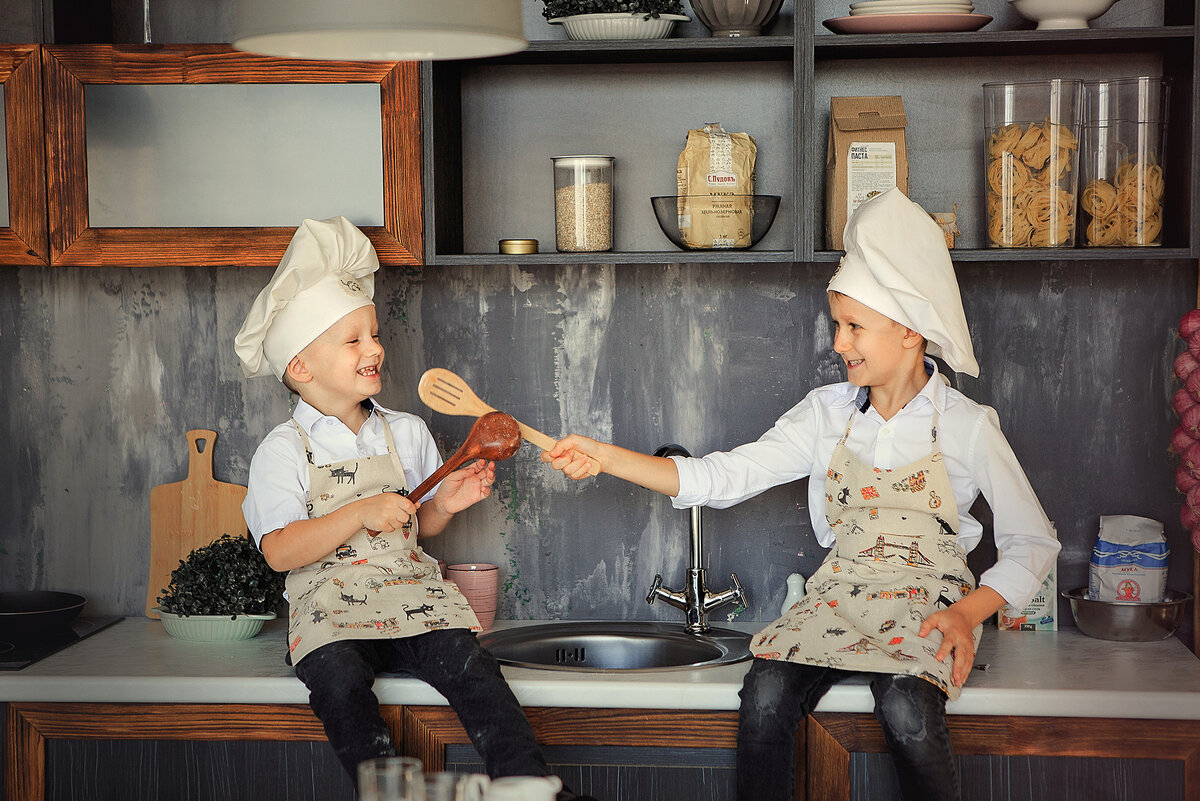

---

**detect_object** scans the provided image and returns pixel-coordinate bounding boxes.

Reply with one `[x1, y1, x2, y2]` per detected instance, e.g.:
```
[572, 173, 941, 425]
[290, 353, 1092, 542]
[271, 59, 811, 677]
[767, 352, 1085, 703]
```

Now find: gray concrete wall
[0, 0, 1194, 644]
[2, 261, 1195, 640]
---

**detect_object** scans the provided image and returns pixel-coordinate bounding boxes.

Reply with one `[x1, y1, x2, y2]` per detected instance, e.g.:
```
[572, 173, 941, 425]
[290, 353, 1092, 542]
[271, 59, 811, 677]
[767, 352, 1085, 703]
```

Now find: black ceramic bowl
[0, 590, 87, 634]
[651, 195, 781, 251]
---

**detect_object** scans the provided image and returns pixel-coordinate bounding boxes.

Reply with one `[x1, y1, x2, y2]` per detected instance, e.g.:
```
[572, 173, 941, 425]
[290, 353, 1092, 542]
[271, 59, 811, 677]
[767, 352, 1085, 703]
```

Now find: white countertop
[4, 618, 1199, 720]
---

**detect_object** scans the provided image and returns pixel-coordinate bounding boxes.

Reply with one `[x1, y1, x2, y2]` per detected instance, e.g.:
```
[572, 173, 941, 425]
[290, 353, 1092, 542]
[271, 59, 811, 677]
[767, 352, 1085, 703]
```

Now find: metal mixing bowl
[1063, 587, 1192, 642]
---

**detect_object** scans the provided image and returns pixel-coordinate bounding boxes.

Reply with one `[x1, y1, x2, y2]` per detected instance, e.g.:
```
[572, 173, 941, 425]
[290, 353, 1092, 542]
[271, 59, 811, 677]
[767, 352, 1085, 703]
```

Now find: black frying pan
[0, 591, 87, 634]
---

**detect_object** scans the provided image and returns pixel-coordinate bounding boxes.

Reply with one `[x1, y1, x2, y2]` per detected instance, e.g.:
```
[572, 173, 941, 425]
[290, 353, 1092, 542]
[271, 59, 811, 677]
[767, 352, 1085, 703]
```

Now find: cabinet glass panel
[458, 61, 793, 255]
[84, 84, 384, 228]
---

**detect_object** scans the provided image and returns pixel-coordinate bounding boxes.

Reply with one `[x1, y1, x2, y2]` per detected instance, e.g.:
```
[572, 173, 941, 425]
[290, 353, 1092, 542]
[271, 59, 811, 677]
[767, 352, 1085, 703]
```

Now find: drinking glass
[358, 756, 423, 801]
[423, 771, 490, 801]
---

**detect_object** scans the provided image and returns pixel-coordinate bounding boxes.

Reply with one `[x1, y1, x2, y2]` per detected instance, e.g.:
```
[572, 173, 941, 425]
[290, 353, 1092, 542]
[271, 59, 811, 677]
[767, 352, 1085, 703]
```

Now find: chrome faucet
[646, 444, 748, 634]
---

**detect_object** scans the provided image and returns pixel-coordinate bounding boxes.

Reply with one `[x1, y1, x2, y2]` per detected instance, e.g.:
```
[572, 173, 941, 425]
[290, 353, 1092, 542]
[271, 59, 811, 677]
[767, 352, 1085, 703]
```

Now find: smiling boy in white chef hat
[235, 217, 593, 800]
[543, 188, 1060, 801]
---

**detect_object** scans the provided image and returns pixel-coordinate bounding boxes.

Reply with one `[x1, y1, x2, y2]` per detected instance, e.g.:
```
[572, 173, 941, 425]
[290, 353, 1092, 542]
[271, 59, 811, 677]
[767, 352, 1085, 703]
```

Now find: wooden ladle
[409, 411, 522, 501]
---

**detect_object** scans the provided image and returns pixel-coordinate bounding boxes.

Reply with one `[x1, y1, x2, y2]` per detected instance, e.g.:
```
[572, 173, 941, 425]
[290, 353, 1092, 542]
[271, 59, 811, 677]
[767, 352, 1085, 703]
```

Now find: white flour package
[1087, 515, 1169, 602]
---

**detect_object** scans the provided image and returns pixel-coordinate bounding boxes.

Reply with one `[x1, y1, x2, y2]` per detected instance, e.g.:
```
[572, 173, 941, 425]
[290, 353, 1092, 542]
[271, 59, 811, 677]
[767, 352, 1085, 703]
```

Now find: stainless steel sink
[477, 621, 752, 672]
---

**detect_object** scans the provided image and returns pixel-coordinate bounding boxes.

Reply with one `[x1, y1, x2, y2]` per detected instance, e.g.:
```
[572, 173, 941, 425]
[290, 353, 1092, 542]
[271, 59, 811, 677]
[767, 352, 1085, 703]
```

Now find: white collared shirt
[672, 361, 1060, 609]
[242, 398, 442, 547]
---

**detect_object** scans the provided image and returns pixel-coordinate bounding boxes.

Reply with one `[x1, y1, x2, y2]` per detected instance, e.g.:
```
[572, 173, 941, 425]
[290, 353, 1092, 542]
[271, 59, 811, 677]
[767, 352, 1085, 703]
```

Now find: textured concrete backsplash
[0, 261, 1193, 638]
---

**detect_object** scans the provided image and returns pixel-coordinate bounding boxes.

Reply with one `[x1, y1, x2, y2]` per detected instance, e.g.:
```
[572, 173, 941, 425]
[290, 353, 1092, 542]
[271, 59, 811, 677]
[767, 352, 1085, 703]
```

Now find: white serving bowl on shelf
[1008, 0, 1119, 29]
[549, 12, 690, 40]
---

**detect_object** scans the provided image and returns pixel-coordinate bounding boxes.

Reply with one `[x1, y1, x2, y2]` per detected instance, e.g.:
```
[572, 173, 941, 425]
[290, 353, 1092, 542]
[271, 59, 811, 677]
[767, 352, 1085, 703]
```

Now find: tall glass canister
[1080, 77, 1169, 246]
[983, 79, 1083, 247]
[551, 155, 614, 252]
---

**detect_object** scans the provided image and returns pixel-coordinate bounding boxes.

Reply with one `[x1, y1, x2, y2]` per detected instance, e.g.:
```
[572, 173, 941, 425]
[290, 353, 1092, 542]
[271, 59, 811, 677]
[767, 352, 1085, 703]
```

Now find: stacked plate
[824, 0, 991, 33]
[850, 0, 974, 13]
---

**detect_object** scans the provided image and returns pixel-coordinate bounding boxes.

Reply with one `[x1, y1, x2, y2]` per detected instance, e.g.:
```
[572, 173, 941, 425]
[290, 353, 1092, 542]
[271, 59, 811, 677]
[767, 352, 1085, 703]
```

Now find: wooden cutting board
[146, 429, 248, 617]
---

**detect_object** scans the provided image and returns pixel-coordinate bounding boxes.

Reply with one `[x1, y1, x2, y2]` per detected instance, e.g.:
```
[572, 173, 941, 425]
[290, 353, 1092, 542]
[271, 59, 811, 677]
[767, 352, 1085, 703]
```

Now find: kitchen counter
[3, 617, 1199, 719]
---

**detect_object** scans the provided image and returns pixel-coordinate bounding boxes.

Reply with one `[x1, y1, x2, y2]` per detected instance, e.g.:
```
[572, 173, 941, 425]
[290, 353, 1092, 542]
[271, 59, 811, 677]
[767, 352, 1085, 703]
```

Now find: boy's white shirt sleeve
[672, 392, 821, 509]
[971, 406, 1061, 609]
[243, 425, 311, 548]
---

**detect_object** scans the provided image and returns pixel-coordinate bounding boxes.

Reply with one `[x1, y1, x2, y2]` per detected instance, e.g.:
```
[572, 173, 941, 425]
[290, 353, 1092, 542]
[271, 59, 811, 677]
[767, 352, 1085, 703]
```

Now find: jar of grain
[551, 155, 614, 252]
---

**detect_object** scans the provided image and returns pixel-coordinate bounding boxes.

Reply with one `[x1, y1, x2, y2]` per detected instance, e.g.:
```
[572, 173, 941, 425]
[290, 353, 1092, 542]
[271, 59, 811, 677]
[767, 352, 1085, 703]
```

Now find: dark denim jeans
[737, 658, 960, 801]
[294, 629, 551, 787]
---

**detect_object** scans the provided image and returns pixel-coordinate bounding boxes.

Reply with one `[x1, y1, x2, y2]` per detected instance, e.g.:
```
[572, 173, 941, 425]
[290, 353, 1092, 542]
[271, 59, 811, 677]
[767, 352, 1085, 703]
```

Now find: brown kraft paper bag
[825, 96, 909, 250]
[677, 123, 757, 249]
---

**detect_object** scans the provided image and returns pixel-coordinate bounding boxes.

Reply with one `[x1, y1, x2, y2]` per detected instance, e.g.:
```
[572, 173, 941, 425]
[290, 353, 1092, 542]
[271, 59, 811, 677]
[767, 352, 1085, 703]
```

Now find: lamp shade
[234, 0, 527, 61]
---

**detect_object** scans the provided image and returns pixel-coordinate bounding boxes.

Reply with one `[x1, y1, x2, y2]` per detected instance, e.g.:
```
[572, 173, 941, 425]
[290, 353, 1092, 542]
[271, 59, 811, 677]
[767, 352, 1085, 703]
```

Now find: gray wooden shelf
[422, 1, 1198, 265]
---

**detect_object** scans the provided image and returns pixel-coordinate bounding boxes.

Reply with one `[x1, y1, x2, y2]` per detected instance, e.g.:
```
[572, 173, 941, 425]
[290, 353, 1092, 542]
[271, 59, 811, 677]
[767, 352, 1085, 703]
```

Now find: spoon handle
[409, 447, 477, 501]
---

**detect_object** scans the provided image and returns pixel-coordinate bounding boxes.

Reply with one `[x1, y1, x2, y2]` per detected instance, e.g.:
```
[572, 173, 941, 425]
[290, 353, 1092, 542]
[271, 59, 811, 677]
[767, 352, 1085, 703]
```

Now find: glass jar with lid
[551, 155, 614, 252]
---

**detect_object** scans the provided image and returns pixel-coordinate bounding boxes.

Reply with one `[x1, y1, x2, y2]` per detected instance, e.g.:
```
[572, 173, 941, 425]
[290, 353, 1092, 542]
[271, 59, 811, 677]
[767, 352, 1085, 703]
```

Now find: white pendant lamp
[233, 0, 527, 61]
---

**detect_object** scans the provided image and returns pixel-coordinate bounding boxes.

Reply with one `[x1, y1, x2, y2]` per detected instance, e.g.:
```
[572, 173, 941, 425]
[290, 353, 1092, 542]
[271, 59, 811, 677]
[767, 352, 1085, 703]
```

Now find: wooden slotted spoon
[418, 367, 601, 476]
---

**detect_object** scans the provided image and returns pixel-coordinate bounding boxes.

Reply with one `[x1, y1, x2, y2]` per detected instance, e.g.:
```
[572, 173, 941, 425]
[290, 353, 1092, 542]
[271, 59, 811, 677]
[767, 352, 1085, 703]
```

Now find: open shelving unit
[420, 0, 1198, 266]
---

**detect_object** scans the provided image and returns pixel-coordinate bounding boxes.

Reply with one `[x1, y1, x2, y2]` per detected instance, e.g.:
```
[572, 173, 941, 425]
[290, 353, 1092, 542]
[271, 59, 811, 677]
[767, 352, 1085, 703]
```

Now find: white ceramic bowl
[549, 12, 690, 40]
[689, 0, 784, 36]
[156, 609, 276, 642]
[1008, 0, 1118, 29]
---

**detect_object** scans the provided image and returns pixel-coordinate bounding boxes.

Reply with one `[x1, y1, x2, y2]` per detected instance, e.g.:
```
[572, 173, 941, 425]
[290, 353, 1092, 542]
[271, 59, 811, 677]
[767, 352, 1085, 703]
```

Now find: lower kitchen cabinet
[5, 703, 1199, 800]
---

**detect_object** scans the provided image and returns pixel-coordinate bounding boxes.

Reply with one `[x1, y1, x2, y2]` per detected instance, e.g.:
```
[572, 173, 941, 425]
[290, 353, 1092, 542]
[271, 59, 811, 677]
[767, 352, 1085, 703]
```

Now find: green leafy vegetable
[542, 0, 685, 20]
[156, 533, 284, 618]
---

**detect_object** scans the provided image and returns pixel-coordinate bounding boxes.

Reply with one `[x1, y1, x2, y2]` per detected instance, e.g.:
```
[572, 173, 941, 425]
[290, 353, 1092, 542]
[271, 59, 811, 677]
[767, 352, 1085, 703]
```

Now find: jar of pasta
[983, 79, 1082, 247]
[1080, 77, 1169, 247]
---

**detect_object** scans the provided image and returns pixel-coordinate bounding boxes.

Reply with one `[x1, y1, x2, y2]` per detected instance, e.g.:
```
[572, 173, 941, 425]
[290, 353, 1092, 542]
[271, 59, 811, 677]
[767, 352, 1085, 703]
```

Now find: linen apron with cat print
[749, 408, 981, 699]
[285, 419, 480, 665]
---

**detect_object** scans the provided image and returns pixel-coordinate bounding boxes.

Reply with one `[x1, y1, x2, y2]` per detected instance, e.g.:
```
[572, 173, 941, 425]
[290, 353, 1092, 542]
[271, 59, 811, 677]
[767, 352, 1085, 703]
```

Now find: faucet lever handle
[646, 574, 664, 605]
[729, 572, 748, 608]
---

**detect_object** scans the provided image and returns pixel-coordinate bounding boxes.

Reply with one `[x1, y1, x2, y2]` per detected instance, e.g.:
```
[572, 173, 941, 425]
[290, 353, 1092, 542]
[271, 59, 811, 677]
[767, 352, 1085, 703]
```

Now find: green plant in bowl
[155, 533, 283, 641]
[541, 0, 685, 19]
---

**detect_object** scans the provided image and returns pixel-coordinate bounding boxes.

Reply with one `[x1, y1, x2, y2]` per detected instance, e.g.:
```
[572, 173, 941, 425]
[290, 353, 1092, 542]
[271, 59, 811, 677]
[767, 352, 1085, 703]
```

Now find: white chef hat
[234, 216, 379, 380]
[827, 188, 979, 377]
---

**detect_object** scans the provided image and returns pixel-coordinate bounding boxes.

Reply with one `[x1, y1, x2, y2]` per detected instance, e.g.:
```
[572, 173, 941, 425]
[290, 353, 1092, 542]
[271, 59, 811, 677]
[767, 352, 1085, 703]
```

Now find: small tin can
[499, 238, 539, 255]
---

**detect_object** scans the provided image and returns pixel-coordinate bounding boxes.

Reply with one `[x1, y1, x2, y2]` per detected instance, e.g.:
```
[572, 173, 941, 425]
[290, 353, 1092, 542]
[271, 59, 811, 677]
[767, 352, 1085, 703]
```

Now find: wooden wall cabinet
[40, 45, 422, 268]
[0, 45, 47, 266]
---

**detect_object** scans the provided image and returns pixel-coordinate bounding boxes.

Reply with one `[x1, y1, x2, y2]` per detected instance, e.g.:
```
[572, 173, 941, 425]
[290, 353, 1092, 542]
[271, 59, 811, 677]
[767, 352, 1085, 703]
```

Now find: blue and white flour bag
[1088, 515, 1169, 602]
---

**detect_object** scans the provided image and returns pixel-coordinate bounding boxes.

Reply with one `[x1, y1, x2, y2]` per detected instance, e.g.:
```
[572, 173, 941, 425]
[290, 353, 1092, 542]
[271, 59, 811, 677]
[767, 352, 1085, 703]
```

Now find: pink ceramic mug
[446, 563, 499, 630]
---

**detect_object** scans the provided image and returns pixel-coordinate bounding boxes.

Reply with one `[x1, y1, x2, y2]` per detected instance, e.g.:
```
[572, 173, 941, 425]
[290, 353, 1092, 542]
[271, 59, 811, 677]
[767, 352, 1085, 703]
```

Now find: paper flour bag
[676, 122, 757, 249]
[1087, 515, 1169, 602]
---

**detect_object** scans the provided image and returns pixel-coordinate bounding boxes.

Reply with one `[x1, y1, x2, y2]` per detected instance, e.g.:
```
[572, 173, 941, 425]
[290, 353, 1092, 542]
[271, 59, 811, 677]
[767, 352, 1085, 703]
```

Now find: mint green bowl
[155, 609, 276, 642]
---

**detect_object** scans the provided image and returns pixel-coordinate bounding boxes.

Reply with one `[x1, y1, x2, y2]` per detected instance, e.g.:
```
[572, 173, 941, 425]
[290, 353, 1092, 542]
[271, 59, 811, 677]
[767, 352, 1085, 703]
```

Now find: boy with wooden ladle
[544, 188, 1060, 801]
[235, 217, 595, 801]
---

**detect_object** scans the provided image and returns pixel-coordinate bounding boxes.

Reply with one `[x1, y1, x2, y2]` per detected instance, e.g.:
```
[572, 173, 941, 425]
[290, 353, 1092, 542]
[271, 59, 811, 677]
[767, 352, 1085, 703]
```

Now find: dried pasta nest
[1082, 155, 1166, 246]
[985, 118, 1079, 248]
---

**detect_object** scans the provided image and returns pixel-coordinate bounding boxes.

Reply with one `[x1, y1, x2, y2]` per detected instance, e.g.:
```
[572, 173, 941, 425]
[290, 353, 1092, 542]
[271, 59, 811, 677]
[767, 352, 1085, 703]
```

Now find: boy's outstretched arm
[543, 435, 680, 497]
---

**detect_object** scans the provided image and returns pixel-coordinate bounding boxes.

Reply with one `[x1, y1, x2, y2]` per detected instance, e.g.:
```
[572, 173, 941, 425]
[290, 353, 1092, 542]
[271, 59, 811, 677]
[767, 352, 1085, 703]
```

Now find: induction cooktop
[0, 615, 123, 670]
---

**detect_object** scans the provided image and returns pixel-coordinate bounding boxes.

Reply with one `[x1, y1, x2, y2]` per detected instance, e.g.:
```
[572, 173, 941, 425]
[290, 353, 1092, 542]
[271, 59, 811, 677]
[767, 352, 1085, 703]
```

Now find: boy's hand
[542, 435, 604, 480]
[918, 606, 976, 687]
[918, 585, 1004, 686]
[359, 491, 419, 534]
[432, 459, 496, 515]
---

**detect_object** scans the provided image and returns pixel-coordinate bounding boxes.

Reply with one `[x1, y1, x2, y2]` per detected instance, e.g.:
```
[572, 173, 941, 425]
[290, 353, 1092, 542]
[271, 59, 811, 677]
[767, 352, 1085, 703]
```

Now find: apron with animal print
[285, 418, 480, 665]
[749, 406, 981, 699]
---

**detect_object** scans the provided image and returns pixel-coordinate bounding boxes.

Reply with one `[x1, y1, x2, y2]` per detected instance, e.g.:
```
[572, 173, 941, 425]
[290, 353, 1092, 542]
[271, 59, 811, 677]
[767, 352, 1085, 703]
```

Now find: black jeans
[294, 629, 551, 787]
[736, 658, 960, 801]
